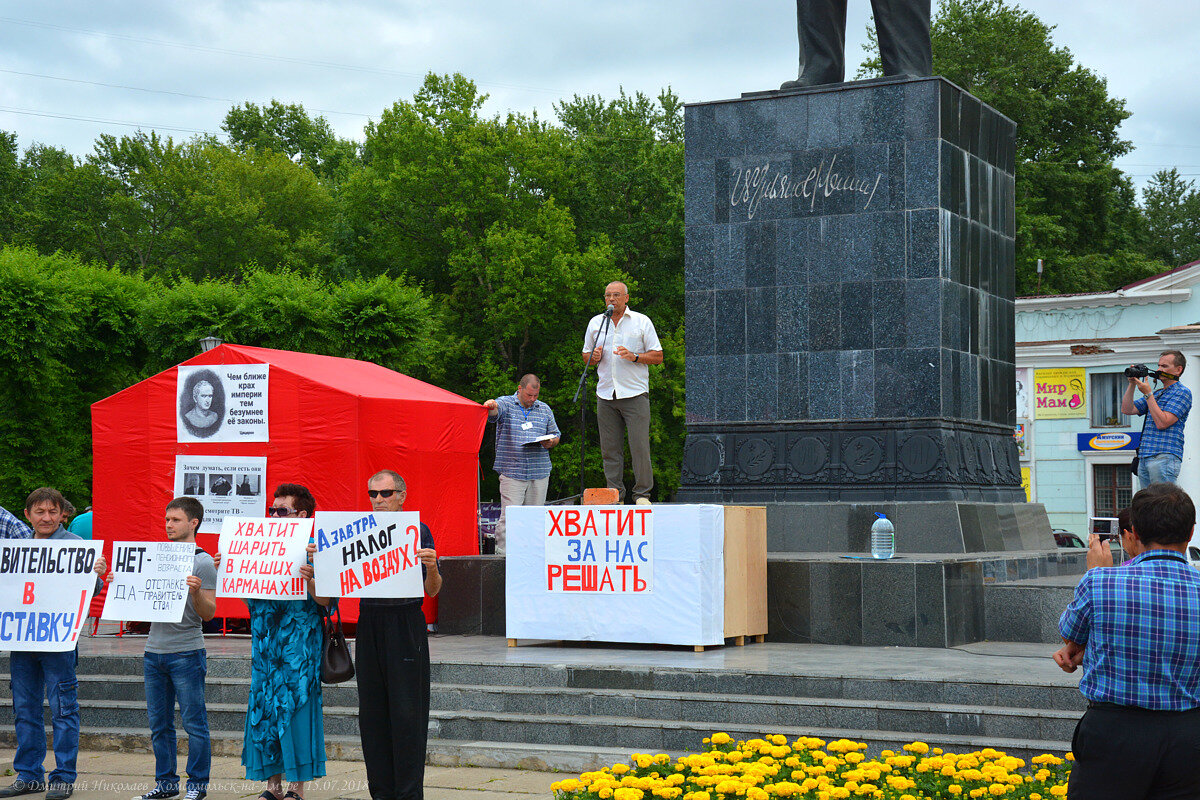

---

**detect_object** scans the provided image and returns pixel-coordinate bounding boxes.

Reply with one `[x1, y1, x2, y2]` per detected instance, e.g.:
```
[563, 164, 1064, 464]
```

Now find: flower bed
[551, 733, 1073, 799]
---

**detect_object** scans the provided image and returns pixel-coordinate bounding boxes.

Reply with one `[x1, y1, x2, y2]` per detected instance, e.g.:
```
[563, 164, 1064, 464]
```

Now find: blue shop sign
[1077, 431, 1141, 452]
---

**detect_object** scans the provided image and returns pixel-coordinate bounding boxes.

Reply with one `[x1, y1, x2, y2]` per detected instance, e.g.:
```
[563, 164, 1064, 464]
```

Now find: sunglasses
[367, 489, 398, 499]
[266, 506, 296, 517]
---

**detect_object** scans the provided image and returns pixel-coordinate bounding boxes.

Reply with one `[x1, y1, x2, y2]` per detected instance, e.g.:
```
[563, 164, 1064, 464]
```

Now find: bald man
[581, 282, 663, 504]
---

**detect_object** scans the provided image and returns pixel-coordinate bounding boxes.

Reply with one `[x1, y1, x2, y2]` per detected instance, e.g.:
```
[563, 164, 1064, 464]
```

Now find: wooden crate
[722, 505, 767, 645]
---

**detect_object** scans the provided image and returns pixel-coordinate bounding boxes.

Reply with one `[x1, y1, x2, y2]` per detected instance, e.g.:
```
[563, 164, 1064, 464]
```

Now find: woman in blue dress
[218, 484, 329, 800]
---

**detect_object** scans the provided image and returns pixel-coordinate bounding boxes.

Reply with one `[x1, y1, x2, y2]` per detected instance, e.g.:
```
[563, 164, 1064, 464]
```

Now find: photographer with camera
[1121, 350, 1191, 487]
[1054, 483, 1200, 799]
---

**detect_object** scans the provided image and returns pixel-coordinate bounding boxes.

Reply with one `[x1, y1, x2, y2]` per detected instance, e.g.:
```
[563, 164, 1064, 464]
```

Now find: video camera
[1124, 364, 1168, 380]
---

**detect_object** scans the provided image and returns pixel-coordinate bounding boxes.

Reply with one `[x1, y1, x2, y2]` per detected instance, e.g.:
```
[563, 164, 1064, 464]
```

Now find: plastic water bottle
[870, 513, 894, 560]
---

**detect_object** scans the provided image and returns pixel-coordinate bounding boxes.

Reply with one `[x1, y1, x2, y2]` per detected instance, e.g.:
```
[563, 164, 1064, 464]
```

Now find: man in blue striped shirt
[483, 375, 560, 554]
[1055, 482, 1200, 799]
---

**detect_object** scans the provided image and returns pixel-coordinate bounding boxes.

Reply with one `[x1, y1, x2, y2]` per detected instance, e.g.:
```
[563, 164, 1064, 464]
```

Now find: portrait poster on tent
[177, 364, 269, 443]
[0, 540, 102, 652]
[173, 455, 268, 534]
[216, 516, 312, 600]
[312, 511, 424, 599]
[1015, 368, 1031, 419]
[101, 541, 196, 623]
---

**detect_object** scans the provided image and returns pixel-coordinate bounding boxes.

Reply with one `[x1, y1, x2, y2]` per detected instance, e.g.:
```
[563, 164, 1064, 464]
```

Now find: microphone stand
[572, 309, 613, 502]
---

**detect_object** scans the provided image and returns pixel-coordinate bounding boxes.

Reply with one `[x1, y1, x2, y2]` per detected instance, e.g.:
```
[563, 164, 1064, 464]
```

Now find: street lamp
[199, 335, 223, 353]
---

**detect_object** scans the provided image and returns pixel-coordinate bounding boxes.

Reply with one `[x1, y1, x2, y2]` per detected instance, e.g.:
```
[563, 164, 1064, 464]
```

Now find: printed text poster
[217, 517, 311, 600]
[101, 541, 196, 623]
[0, 540, 102, 652]
[173, 455, 267, 534]
[313, 511, 424, 599]
[544, 506, 654, 593]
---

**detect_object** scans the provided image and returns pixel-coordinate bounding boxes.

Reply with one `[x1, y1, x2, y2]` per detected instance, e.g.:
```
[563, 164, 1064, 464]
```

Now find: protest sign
[313, 511, 424, 599]
[217, 517, 311, 600]
[173, 455, 267, 534]
[177, 364, 269, 443]
[101, 541, 197, 623]
[544, 506, 654, 593]
[0, 540, 102, 652]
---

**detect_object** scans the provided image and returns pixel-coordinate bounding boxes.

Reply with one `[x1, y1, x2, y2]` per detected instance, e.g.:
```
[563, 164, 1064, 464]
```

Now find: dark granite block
[900, 348, 941, 418]
[684, 291, 715, 356]
[685, 356, 715, 423]
[481, 558, 506, 635]
[715, 289, 746, 354]
[685, 225, 715, 292]
[840, 283, 874, 350]
[808, 283, 841, 351]
[775, 93, 810, 151]
[840, 350, 876, 420]
[946, 146, 967, 217]
[959, 93, 981, 158]
[778, 352, 808, 420]
[944, 560, 984, 645]
[905, 139, 939, 209]
[713, 102, 743, 156]
[808, 351, 842, 420]
[809, 562, 863, 645]
[904, 278, 942, 349]
[807, 90, 840, 148]
[861, 561, 917, 646]
[939, 81, 960, 147]
[861, 82, 905, 143]
[776, 218, 811, 287]
[907, 208, 940, 280]
[850, 144, 895, 214]
[876, 211, 906, 278]
[713, 224, 745, 289]
[685, 158, 716, 226]
[846, 211, 879, 282]
[715, 355, 748, 421]
[905, 80, 940, 141]
[738, 99, 778, 155]
[873, 280, 907, 349]
[714, 157, 732, 224]
[873, 350, 904, 418]
[746, 286, 777, 353]
[747, 353, 778, 421]
[810, 215, 851, 283]
[776, 285, 808, 352]
[767, 560, 812, 642]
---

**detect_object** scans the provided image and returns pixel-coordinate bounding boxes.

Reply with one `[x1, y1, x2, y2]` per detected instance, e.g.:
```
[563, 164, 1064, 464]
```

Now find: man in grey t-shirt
[132, 497, 217, 800]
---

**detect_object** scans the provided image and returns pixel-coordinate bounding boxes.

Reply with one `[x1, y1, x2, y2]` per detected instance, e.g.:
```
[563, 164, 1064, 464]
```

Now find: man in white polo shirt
[582, 281, 664, 504]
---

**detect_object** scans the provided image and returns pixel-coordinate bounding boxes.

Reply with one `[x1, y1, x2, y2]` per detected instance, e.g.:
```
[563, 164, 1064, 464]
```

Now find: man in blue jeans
[132, 497, 217, 800]
[1122, 350, 1192, 487]
[0, 489, 106, 800]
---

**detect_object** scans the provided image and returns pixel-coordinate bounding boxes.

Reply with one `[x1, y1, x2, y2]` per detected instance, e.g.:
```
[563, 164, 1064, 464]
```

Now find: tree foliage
[1142, 168, 1200, 267]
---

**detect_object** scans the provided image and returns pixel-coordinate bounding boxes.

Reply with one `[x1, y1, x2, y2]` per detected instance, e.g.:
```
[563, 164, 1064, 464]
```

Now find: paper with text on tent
[217, 517, 312, 600]
[101, 541, 197, 623]
[0, 540, 102, 652]
[312, 511, 424, 599]
[544, 506, 653, 593]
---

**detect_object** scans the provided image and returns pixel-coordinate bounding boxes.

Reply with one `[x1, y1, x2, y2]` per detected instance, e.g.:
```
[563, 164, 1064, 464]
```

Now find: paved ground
[0, 751, 562, 800]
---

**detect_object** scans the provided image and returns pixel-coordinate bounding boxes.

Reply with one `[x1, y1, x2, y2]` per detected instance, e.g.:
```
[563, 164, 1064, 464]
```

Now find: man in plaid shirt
[1122, 349, 1191, 487]
[0, 504, 32, 539]
[1054, 483, 1200, 799]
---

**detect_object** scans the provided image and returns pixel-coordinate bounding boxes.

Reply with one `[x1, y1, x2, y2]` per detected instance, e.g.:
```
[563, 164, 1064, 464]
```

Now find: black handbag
[320, 600, 355, 684]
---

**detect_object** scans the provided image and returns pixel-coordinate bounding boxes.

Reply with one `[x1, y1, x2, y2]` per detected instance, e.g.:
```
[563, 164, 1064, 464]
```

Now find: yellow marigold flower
[845, 752, 865, 764]
[711, 732, 732, 746]
[770, 734, 788, 746]
[599, 790, 613, 799]
[690, 793, 711, 800]
[980, 748, 1002, 759]
[613, 764, 630, 775]
[1031, 795, 1042, 800]
[747, 788, 769, 800]
[613, 788, 644, 800]
[934, 748, 944, 755]
[948, 786, 962, 796]
[902, 742, 930, 755]
[1050, 786, 1068, 797]
[969, 790, 986, 799]
[988, 783, 1007, 796]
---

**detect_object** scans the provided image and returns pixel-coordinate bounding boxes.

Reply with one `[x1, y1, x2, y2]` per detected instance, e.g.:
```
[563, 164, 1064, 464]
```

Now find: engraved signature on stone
[729, 154, 883, 220]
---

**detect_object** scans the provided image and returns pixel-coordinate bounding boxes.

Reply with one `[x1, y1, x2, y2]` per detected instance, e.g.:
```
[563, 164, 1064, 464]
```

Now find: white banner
[173, 455, 267, 534]
[544, 506, 654, 593]
[0, 540, 102, 652]
[312, 511, 424, 599]
[177, 364, 269, 443]
[101, 541, 196, 623]
[216, 517, 311, 600]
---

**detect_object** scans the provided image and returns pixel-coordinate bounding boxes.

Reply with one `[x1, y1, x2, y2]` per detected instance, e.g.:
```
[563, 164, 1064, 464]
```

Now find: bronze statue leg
[782, 0, 848, 89]
[871, 0, 932, 78]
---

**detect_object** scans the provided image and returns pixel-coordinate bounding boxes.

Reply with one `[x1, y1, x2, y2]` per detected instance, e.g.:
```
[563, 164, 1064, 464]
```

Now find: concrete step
[984, 574, 1081, 643]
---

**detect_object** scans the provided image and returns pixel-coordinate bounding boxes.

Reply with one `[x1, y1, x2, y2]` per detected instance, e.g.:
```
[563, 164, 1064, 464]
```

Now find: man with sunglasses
[357, 470, 441, 800]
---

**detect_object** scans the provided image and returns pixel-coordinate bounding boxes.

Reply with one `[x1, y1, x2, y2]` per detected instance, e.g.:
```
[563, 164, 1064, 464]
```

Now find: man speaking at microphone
[581, 281, 663, 504]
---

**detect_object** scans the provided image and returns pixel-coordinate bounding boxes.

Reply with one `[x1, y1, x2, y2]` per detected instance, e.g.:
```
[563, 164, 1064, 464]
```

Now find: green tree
[0, 131, 20, 243]
[222, 100, 359, 182]
[861, 0, 1161, 294]
[1142, 168, 1200, 266]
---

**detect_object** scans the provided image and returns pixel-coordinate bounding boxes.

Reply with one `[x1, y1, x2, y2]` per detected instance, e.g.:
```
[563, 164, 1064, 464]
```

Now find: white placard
[0, 540, 102, 652]
[216, 517, 312, 600]
[101, 541, 196, 622]
[313, 511, 424, 599]
[173, 455, 267, 534]
[1015, 367, 1031, 420]
[177, 364, 269, 443]
[506, 505, 725, 647]
[544, 507, 654, 593]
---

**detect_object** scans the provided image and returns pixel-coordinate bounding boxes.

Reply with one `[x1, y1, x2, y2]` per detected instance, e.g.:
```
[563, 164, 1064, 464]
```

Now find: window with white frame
[1089, 372, 1130, 428]
[1094, 463, 1132, 518]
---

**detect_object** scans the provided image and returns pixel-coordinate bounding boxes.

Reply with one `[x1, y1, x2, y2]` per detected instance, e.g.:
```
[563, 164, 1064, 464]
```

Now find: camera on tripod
[1124, 364, 1166, 380]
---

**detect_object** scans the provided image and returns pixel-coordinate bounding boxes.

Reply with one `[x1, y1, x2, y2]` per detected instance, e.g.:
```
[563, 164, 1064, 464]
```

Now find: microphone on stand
[604, 304, 615, 318]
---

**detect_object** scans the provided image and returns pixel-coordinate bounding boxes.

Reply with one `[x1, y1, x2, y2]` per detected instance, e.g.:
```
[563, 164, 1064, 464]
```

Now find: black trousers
[792, 0, 932, 86]
[356, 603, 430, 800]
[1068, 703, 1200, 799]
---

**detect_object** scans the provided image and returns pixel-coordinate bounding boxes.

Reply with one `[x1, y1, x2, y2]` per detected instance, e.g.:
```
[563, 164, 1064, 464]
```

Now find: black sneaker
[133, 790, 178, 800]
[44, 785, 72, 800]
[183, 789, 206, 800]
[0, 781, 45, 799]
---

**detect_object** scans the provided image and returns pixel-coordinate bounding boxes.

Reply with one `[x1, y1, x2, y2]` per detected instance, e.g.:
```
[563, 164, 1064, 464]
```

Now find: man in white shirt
[582, 281, 664, 504]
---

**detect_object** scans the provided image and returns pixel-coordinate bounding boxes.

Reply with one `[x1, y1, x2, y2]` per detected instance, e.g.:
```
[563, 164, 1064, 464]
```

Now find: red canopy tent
[90, 344, 487, 623]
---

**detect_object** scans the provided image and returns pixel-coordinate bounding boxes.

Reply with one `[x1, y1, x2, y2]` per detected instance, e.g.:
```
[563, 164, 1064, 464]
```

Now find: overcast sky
[2, 1, 1198, 193]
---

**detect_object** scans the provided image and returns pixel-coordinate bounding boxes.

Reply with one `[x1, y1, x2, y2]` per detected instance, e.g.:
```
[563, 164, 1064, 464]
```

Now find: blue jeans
[1138, 452, 1182, 488]
[9, 649, 80, 785]
[144, 650, 210, 792]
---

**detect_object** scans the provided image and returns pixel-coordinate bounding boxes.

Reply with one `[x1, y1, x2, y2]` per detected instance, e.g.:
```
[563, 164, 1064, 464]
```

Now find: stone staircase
[0, 638, 1082, 771]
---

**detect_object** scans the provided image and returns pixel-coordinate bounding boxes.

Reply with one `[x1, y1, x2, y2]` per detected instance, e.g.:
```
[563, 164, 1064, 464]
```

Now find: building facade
[1016, 261, 1200, 539]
